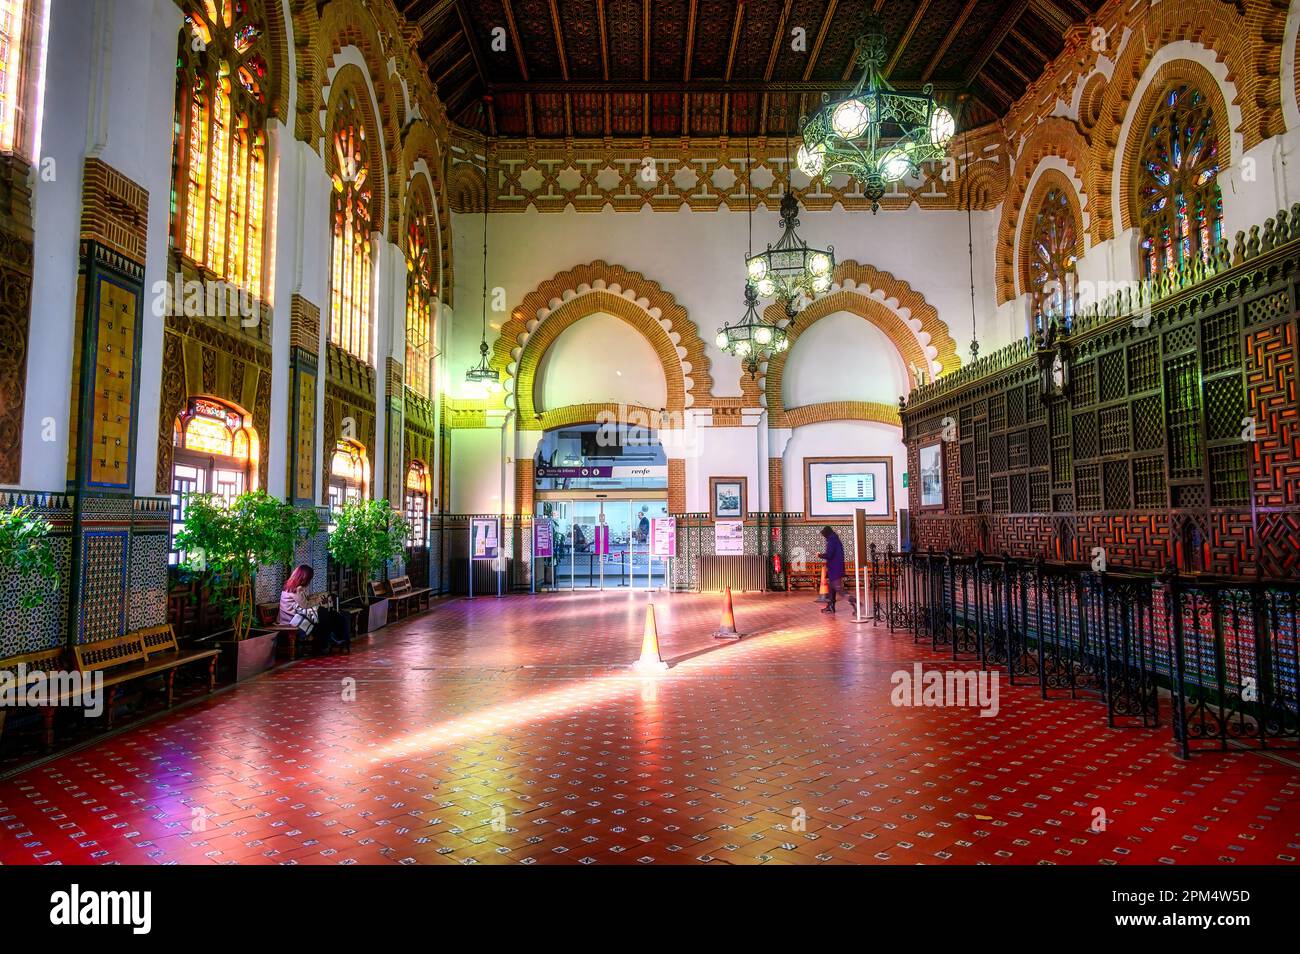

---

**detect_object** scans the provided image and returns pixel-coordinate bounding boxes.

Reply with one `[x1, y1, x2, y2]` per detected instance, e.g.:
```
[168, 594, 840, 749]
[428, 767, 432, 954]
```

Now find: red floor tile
[1, 590, 1298, 865]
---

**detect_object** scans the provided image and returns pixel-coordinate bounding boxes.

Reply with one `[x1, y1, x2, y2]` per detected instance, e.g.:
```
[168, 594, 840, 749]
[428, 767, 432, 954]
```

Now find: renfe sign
[535, 465, 668, 479]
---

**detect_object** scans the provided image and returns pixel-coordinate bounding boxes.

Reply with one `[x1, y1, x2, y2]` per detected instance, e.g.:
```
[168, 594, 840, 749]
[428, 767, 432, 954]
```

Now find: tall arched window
[0, 0, 47, 157]
[169, 397, 257, 563]
[170, 0, 272, 298]
[405, 184, 436, 398]
[404, 460, 429, 547]
[1136, 83, 1223, 279]
[328, 439, 368, 525]
[328, 93, 374, 363]
[1026, 184, 1079, 328]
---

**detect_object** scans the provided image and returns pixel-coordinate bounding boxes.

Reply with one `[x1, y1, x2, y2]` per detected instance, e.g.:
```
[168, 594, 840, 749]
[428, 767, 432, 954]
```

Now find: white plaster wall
[451, 427, 504, 514]
[449, 202, 1001, 401]
[535, 312, 669, 411]
[781, 312, 909, 407]
[782, 420, 907, 520]
[686, 424, 762, 514]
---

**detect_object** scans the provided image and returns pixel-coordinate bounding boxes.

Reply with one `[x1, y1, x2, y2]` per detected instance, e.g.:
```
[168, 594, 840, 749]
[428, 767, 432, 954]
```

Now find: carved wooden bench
[0, 646, 66, 749]
[74, 625, 219, 727]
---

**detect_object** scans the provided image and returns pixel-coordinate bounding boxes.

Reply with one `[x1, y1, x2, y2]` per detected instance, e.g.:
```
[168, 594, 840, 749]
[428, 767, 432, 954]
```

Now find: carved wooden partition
[902, 220, 1300, 580]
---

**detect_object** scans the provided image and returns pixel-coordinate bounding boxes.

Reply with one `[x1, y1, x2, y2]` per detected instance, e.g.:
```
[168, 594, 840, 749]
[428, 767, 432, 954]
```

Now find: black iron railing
[864, 546, 1300, 759]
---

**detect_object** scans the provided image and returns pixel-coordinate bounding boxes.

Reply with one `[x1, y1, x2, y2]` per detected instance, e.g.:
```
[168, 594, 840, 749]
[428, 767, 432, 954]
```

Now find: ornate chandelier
[716, 284, 790, 378]
[746, 190, 835, 300]
[797, 18, 956, 213]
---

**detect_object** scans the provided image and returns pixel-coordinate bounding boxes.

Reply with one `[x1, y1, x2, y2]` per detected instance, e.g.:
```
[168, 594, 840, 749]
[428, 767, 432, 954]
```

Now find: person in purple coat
[818, 525, 845, 614]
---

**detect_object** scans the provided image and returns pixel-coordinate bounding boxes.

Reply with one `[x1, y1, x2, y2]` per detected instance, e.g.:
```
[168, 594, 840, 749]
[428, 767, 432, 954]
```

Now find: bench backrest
[367, 579, 391, 599]
[0, 646, 66, 683]
[75, 632, 147, 674]
[389, 575, 412, 594]
[138, 624, 180, 657]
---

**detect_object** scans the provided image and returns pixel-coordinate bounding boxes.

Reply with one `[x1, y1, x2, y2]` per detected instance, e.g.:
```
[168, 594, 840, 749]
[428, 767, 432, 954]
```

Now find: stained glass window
[171, 0, 271, 300]
[1137, 83, 1223, 279]
[328, 95, 374, 363]
[1026, 185, 1079, 328]
[169, 396, 256, 563]
[405, 186, 436, 399]
[0, 0, 26, 153]
[328, 440, 368, 526]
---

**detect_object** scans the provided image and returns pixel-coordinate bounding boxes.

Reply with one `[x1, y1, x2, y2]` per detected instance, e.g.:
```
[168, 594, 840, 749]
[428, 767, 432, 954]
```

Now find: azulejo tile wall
[0, 492, 72, 655]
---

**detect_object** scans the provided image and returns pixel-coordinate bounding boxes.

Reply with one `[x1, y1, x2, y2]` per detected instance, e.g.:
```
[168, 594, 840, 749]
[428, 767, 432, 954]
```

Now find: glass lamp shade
[736, 340, 752, 357]
[831, 99, 870, 139]
[929, 106, 956, 148]
[716, 331, 729, 349]
[796, 142, 825, 177]
[746, 256, 769, 282]
[754, 325, 773, 346]
[809, 252, 833, 277]
[755, 277, 777, 298]
[811, 273, 832, 294]
[880, 144, 914, 183]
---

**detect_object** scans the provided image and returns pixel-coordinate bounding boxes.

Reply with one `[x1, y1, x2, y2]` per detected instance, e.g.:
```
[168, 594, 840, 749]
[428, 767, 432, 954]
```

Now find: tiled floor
[1, 590, 1298, 865]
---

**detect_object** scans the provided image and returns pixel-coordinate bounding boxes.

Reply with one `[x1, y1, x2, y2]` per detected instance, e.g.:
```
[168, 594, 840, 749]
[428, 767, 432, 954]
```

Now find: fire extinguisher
[773, 553, 783, 575]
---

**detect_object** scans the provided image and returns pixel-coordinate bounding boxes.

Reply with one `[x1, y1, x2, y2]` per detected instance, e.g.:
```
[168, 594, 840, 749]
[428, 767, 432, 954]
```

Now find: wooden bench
[74, 625, 219, 728]
[0, 646, 66, 749]
[386, 575, 432, 617]
[257, 602, 304, 659]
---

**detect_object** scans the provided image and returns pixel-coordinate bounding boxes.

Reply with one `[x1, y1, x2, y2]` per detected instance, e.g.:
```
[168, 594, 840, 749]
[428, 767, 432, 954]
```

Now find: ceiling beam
[433, 50, 472, 89]
[597, 0, 610, 81]
[1008, 25, 1050, 64]
[547, 0, 570, 81]
[884, 0, 930, 78]
[801, 0, 838, 82]
[485, 77, 968, 94]
[722, 0, 747, 136]
[990, 48, 1033, 88]
[922, 0, 978, 82]
[643, 0, 651, 82]
[1029, 0, 1073, 33]
[962, 0, 1029, 88]
[452, 0, 492, 132]
[841, 0, 888, 82]
[500, 1, 530, 81]
[761, 1, 795, 133]
[684, 0, 697, 82]
[427, 30, 468, 73]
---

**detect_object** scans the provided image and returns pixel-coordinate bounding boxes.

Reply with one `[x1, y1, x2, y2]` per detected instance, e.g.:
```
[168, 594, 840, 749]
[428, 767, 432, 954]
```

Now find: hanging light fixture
[718, 1, 790, 376]
[465, 148, 500, 393]
[716, 283, 790, 378]
[745, 115, 835, 300]
[798, 15, 956, 213]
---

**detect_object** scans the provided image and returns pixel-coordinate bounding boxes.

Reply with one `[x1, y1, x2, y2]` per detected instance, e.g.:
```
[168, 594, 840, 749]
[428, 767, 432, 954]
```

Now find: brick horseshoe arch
[492, 262, 713, 430]
[754, 260, 957, 426]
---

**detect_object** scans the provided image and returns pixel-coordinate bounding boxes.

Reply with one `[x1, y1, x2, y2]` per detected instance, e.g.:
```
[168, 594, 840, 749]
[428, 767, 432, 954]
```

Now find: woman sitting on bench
[279, 565, 352, 653]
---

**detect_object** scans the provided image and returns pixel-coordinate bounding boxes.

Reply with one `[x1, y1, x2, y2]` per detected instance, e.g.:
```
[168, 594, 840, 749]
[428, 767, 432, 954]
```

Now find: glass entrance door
[537, 498, 669, 590]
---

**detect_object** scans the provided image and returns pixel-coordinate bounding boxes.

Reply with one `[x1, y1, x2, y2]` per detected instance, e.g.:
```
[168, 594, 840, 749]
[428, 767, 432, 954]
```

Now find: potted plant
[174, 491, 319, 680]
[328, 500, 410, 633]
[0, 505, 59, 634]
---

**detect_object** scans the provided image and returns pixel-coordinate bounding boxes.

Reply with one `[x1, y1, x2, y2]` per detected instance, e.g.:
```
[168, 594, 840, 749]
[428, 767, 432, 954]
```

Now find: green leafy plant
[0, 506, 58, 610]
[328, 500, 410, 601]
[174, 491, 320, 640]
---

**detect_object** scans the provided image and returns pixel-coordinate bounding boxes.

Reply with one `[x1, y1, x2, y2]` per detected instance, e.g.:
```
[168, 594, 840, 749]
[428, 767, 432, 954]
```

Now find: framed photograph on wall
[918, 443, 944, 508]
[803, 457, 893, 522]
[710, 477, 747, 519]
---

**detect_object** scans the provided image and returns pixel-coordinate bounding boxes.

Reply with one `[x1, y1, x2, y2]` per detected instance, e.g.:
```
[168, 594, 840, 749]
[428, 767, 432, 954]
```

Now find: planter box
[358, 598, 389, 633]
[217, 630, 279, 682]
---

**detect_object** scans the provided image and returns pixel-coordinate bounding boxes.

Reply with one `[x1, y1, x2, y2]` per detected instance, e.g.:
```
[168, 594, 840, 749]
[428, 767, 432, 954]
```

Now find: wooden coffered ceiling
[398, 0, 1105, 139]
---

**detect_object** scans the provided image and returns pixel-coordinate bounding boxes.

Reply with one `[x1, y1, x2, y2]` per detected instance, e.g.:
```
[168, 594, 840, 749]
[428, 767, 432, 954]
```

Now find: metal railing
[862, 546, 1300, 758]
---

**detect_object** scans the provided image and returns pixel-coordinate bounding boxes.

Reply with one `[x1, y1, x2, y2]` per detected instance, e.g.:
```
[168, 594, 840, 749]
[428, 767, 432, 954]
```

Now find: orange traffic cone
[714, 586, 743, 639]
[815, 566, 830, 603]
[633, 602, 669, 672]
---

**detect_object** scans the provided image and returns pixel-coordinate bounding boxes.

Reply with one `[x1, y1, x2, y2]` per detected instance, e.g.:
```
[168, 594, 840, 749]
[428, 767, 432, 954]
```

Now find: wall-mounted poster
[715, 520, 744, 555]
[533, 520, 553, 559]
[804, 457, 893, 521]
[471, 517, 499, 560]
[710, 477, 746, 518]
[650, 516, 676, 557]
[918, 443, 944, 509]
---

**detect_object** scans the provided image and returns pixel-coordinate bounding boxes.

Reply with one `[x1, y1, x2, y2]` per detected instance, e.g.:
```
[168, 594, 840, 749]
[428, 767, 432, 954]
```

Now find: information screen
[825, 472, 876, 503]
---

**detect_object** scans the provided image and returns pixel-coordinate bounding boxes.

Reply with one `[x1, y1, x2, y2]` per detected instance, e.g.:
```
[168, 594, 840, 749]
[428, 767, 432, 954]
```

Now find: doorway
[537, 497, 669, 589]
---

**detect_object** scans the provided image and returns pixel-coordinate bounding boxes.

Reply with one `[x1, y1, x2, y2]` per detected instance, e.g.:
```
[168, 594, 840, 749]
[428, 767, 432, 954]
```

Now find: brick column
[768, 457, 784, 513]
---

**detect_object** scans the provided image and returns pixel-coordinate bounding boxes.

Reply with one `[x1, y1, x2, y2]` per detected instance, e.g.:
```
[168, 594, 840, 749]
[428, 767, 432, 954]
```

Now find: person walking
[817, 525, 845, 614]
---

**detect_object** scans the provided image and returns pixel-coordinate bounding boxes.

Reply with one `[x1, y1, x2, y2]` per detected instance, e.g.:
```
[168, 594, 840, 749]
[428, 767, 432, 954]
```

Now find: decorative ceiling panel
[400, 0, 1105, 139]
